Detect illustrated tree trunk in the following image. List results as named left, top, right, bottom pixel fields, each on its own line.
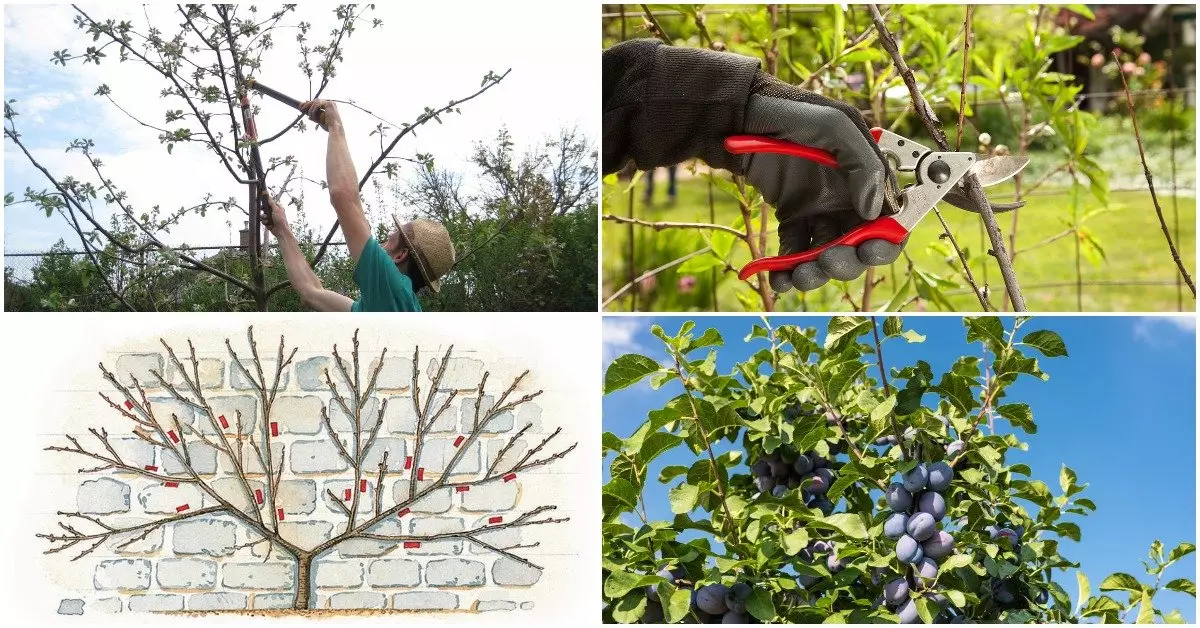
left=294, top=552, right=314, bottom=610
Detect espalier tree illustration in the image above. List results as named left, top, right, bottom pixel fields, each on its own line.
left=4, top=4, right=508, bottom=311
left=41, top=327, right=575, bottom=610
left=602, top=317, right=1195, bottom=623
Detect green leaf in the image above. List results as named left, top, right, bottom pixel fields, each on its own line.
left=868, top=395, right=897, bottom=439
left=604, top=569, right=654, bottom=598
left=932, top=372, right=979, bottom=413
left=1168, top=542, right=1196, bottom=564
left=825, top=316, right=871, bottom=352
left=884, top=316, right=903, bottom=337
left=964, top=317, right=1006, bottom=348
left=1022, top=330, right=1068, bottom=357
left=610, top=590, right=647, bottom=623
left=603, top=478, right=639, bottom=510
left=1060, top=465, right=1077, bottom=494
left=820, top=512, right=868, bottom=539
left=1136, top=589, right=1154, bottom=624
left=663, top=584, right=692, bottom=623
left=605, top=354, right=661, bottom=394
left=746, top=587, right=776, bottom=622
left=941, top=554, right=975, bottom=571
left=687, top=328, right=724, bottom=353
left=668, top=483, right=699, bottom=514
left=1165, top=610, right=1187, bottom=623
left=997, top=403, right=1036, bottom=433
left=638, top=432, right=683, bottom=469
left=1076, top=571, right=1091, bottom=614
left=783, top=528, right=811, bottom=555
left=1065, top=4, right=1095, bottom=19
left=1099, top=573, right=1144, bottom=594
left=1165, top=579, right=1196, bottom=597
left=914, top=597, right=934, bottom=624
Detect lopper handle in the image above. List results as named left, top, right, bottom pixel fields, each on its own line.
left=246, top=78, right=326, bottom=129
left=736, top=217, right=908, bottom=280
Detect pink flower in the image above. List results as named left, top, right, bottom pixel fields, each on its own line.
left=1091, top=53, right=1105, bottom=68
left=637, top=275, right=657, bottom=295
left=678, top=275, right=697, bottom=294
left=1134, top=66, right=1145, bottom=76
left=1138, top=52, right=1152, bottom=66
left=1122, top=61, right=1136, bottom=74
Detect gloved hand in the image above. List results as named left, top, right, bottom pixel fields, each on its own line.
left=739, top=77, right=904, bottom=292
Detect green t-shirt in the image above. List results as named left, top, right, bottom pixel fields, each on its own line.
left=350, top=237, right=422, bottom=312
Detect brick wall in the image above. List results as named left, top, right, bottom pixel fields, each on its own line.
left=48, top=344, right=565, bottom=614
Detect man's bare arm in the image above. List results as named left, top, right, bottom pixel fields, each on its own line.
left=268, top=199, right=353, bottom=312
left=301, top=100, right=372, bottom=261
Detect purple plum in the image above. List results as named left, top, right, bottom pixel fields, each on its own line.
left=902, top=464, right=930, bottom=492
left=793, top=454, right=814, bottom=475
left=896, top=535, right=925, bottom=564
left=898, top=598, right=920, bottom=624
left=884, top=577, right=909, bottom=606
left=922, top=530, right=956, bottom=559
left=913, top=557, right=938, bottom=589
left=927, top=461, right=954, bottom=492
left=694, top=583, right=729, bottom=615
left=886, top=483, right=913, bottom=512
left=884, top=512, right=910, bottom=540
left=917, top=491, right=946, bottom=521
left=907, top=512, right=936, bottom=542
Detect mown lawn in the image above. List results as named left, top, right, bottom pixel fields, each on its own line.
left=602, top=173, right=1196, bottom=312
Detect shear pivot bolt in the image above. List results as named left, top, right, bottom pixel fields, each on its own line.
left=928, top=160, right=952, bottom=184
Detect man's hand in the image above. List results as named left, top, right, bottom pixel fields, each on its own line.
left=265, top=197, right=290, bottom=237
left=299, top=100, right=341, bottom=133
left=740, top=78, right=903, bottom=292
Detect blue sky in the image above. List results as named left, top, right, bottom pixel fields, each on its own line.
left=602, top=315, right=1197, bottom=621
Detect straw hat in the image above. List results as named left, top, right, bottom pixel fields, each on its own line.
left=392, top=216, right=455, bottom=293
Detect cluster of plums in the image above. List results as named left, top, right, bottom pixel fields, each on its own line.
left=645, top=572, right=753, bottom=624
left=881, top=461, right=956, bottom=623
left=750, top=447, right=838, bottom=515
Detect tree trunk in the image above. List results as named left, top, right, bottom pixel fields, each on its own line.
left=294, top=553, right=314, bottom=610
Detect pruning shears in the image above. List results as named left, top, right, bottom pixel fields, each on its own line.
left=725, top=128, right=1029, bottom=281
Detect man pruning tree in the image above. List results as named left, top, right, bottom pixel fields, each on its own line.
left=269, top=100, right=455, bottom=311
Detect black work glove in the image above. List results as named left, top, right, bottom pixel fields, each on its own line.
left=739, top=76, right=904, bottom=292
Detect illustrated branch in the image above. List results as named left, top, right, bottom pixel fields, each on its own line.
left=40, top=328, right=575, bottom=608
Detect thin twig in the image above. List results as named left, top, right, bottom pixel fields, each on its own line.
left=1112, top=52, right=1196, bottom=296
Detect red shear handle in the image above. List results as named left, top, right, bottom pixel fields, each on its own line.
left=725, top=128, right=884, bottom=168
left=737, top=216, right=908, bottom=281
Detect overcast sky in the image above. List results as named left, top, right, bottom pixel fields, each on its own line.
left=3, top=2, right=598, bottom=253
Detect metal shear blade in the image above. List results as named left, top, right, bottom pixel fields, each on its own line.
left=874, top=129, right=976, bottom=231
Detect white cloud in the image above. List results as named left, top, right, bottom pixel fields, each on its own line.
left=603, top=318, right=651, bottom=364
left=1133, top=316, right=1197, bottom=344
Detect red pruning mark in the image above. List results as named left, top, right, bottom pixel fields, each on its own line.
left=404, top=456, right=413, bottom=470
left=456, top=486, right=470, bottom=493
left=167, top=430, right=179, bottom=443
left=255, top=489, right=264, bottom=505
left=218, top=415, right=229, bottom=429
left=403, top=541, right=421, bottom=549
left=503, top=472, right=517, bottom=482
left=124, top=400, right=134, bottom=410
left=359, top=479, right=368, bottom=493
left=276, top=508, right=285, bottom=521
left=144, top=465, right=158, bottom=472
left=165, top=482, right=179, bottom=488
left=396, top=508, right=411, bottom=518
left=176, top=504, right=190, bottom=513
left=270, top=422, right=279, bottom=437
left=453, top=435, right=465, bottom=447
left=488, top=516, right=503, bottom=524
left=416, top=468, right=424, bottom=481
left=343, top=488, right=352, bottom=501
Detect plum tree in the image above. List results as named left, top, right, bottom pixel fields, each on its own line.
left=602, top=317, right=1195, bottom=624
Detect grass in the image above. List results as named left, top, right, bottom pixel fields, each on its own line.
left=602, top=171, right=1196, bottom=312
